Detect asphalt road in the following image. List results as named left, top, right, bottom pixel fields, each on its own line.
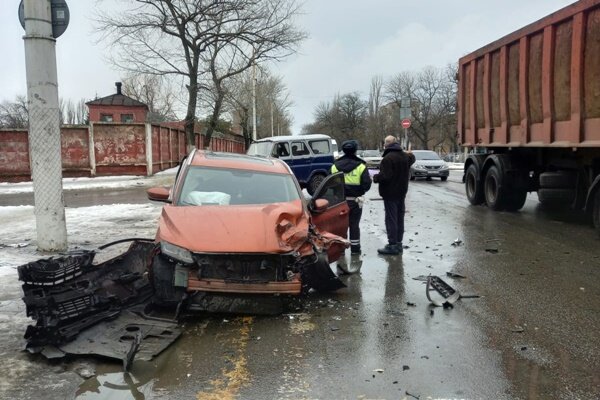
left=1, top=170, right=599, bottom=399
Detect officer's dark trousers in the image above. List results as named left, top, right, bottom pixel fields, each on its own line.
left=348, top=200, right=362, bottom=248
left=383, top=198, right=406, bottom=245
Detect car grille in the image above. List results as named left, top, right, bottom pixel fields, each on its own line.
left=425, top=165, right=441, bottom=170
left=192, top=254, right=290, bottom=283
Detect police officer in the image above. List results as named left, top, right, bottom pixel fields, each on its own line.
left=331, top=140, right=372, bottom=254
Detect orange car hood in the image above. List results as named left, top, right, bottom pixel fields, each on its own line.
left=156, top=199, right=310, bottom=253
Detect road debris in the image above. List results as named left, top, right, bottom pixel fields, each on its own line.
left=405, top=391, right=420, bottom=399
left=511, top=325, right=525, bottom=333
left=446, top=271, right=466, bottom=279
left=426, top=275, right=460, bottom=307
left=451, top=238, right=463, bottom=247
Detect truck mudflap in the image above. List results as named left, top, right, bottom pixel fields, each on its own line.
left=17, top=241, right=180, bottom=367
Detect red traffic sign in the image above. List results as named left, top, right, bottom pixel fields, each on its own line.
left=401, top=118, right=411, bottom=129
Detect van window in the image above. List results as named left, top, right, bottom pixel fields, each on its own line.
left=273, top=142, right=290, bottom=157
left=291, top=141, right=310, bottom=156
left=309, top=140, right=330, bottom=155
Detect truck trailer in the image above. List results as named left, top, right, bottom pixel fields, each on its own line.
left=458, top=0, right=600, bottom=235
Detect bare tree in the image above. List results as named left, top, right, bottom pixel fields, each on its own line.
left=226, top=68, right=294, bottom=146
left=305, top=92, right=367, bottom=145
left=0, top=96, right=29, bottom=129
left=96, top=0, right=304, bottom=150
left=198, top=0, right=305, bottom=148
left=121, top=73, right=179, bottom=122
left=60, top=99, right=89, bottom=125
left=385, top=66, right=456, bottom=150
left=366, top=75, right=385, bottom=149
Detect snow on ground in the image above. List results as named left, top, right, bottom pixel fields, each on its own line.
left=0, top=203, right=163, bottom=276
left=0, top=168, right=178, bottom=274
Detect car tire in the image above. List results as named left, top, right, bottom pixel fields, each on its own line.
left=307, top=174, right=325, bottom=195
left=539, top=171, right=576, bottom=189
left=441, top=176, right=448, bottom=182
left=484, top=165, right=509, bottom=211
left=465, top=164, right=484, bottom=205
left=410, top=175, right=415, bottom=181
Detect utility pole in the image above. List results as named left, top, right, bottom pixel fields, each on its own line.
left=22, top=0, right=68, bottom=251
left=251, top=58, right=257, bottom=142
left=270, top=102, right=274, bottom=137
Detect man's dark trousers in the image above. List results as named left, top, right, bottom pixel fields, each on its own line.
left=348, top=199, right=362, bottom=250
left=383, top=198, right=405, bottom=245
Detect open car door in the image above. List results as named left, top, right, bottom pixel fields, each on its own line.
left=310, top=172, right=349, bottom=262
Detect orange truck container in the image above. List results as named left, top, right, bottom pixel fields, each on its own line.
left=458, top=0, right=600, bottom=233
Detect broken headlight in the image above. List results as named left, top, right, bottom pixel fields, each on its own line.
left=160, top=241, right=194, bottom=264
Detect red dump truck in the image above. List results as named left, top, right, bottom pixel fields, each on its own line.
left=458, top=0, right=600, bottom=234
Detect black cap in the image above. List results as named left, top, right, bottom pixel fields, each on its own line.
left=342, top=140, right=358, bottom=155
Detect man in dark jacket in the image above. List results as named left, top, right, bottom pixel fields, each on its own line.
left=373, top=136, right=416, bottom=255
left=331, top=140, right=372, bottom=254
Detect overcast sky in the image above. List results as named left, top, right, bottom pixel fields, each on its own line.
left=0, top=0, right=573, bottom=134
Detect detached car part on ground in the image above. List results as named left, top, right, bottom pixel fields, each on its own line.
left=17, top=151, right=350, bottom=367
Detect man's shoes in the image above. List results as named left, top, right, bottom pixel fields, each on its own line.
left=377, top=244, right=401, bottom=255
left=350, top=245, right=361, bottom=255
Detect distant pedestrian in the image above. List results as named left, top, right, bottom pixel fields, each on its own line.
left=331, top=140, right=372, bottom=254
left=373, top=136, right=415, bottom=255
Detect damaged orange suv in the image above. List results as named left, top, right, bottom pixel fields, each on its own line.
left=147, top=150, right=350, bottom=313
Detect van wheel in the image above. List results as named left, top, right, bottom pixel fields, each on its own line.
left=307, top=174, right=325, bottom=195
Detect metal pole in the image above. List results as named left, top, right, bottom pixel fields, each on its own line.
left=252, top=60, right=257, bottom=141
left=23, top=0, right=67, bottom=251
left=270, top=102, right=274, bottom=137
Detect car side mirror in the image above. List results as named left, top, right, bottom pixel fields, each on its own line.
left=147, top=187, right=171, bottom=203
left=311, top=198, right=329, bottom=212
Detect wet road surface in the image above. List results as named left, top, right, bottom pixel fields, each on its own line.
left=1, top=170, right=599, bottom=399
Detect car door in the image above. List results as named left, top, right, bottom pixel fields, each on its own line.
left=309, top=172, right=349, bottom=262
left=290, top=141, right=313, bottom=184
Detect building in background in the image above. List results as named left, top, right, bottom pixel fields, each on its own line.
left=86, top=82, right=148, bottom=123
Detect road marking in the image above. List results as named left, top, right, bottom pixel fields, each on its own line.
left=196, top=316, right=253, bottom=400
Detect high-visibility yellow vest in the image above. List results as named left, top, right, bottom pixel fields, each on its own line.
left=331, top=163, right=366, bottom=186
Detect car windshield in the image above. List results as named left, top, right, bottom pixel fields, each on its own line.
left=177, top=166, right=300, bottom=206
left=246, top=142, right=273, bottom=157
left=414, top=151, right=441, bottom=161
left=362, top=150, right=381, bottom=157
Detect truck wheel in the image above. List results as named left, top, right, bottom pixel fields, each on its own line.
left=592, top=191, right=600, bottom=235
left=465, top=164, right=484, bottom=205
left=307, top=174, right=325, bottom=195
left=537, top=188, right=576, bottom=205
left=484, top=165, right=509, bottom=211
left=540, top=171, right=576, bottom=188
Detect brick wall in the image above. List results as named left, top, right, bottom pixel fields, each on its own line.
left=0, top=123, right=245, bottom=182
left=88, top=105, right=147, bottom=123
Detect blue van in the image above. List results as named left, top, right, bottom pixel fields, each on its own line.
left=247, top=134, right=336, bottom=194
